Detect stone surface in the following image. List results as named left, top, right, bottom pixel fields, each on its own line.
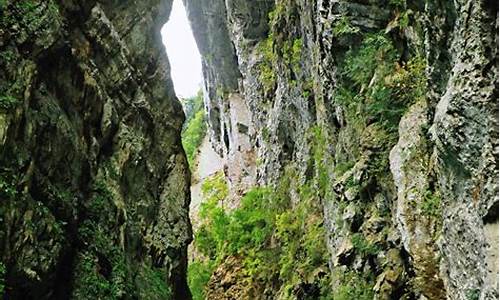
left=0, top=0, right=191, bottom=298
left=185, top=0, right=498, bottom=299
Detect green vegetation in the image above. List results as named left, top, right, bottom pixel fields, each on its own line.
left=282, top=38, right=303, bottom=73
left=466, top=289, right=480, bottom=300
left=338, top=32, right=426, bottom=131
left=257, top=35, right=303, bottom=91
left=0, top=172, right=18, bottom=199
left=183, top=90, right=205, bottom=122
left=420, top=190, right=441, bottom=218
left=331, top=271, right=375, bottom=300
left=73, top=180, right=173, bottom=299
left=190, top=167, right=332, bottom=299
left=333, top=16, right=360, bottom=37
left=332, top=31, right=427, bottom=185
left=135, top=265, right=172, bottom=300
left=182, top=92, right=206, bottom=168
left=1, top=0, right=59, bottom=29
left=188, top=261, right=215, bottom=300
left=73, top=181, right=132, bottom=299
left=0, top=95, right=18, bottom=110
left=257, top=36, right=277, bottom=93
left=257, top=1, right=304, bottom=94
left=0, top=262, right=5, bottom=295
left=351, top=233, right=380, bottom=257
left=334, top=161, right=355, bottom=177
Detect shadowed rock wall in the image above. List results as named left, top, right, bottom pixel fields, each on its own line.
left=0, top=1, right=192, bottom=298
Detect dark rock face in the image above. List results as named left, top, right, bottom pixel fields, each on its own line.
left=0, top=1, right=191, bottom=299
left=185, top=0, right=498, bottom=298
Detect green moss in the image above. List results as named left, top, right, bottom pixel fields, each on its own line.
left=310, top=126, right=330, bottom=197
left=0, top=172, right=18, bottom=199
left=334, top=161, right=355, bottom=177
left=351, top=233, right=380, bottom=256
left=466, top=289, right=480, bottom=300
left=282, top=38, right=303, bottom=73
left=1, top=0, right=58, bottom=29
left=0, top=95, right=18, bottom=110
left=188, top=261, right=214, bottom=300
left=420, top=190, right=441, bottom=218
left=332, top=271, right=375, bottom=300
left=257, top=36, right=277, bottom=93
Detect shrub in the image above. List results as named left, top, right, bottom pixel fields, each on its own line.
left=182, top=109, right=206, bottom=168
left=188, top=261, right=215, bottom=300
left=190, top=167, right=333, bottom=298
left=0, top=95, right=18, bottom=110
left=182, top=91, right=204, bottom=123
left=351, top=233, right=380, bottom=256
left=333, top=16, right=360, bottom=37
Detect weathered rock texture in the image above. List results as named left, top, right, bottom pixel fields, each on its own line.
left=0, top=1, right=191, bottom=299
left=185, top=0, right=498, bottom=298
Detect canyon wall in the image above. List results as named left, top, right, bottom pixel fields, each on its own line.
left=0, top=0, right=191, bottom=298
left=185, top=0, right=498, bottom=299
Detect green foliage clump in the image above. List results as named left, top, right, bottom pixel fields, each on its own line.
left=0, top=95, right=18, bottom=110
left=334, top=161, right=355, bottom=177
left=332, top=272, right=375, bottom=300
left=275, top=197, right=329, bottom=298
left=282, top=38, right=303, bottom=73
left=183, top=90, right=205, bottom=123
left=1, top=0, right=59, bottom=30
left=420, top=190, right=441, bottom=218
left=351, top=233, right=380, bottom=257
left=191, top=167, right=332, bottom=299
left=343, top=34, right=397, bottom=88
left=0, top=172, right=18, bottom=199
left=182, top=92, right=206, bottom=168
left=188, top=261, right=215, bottom=300
left=257, top=36, right=277, bottom=93
left=338, top=33, right=426, bottom=131
left=72, top=248, right=137, bottom=300
left=333, top=16, right=360, bottom=37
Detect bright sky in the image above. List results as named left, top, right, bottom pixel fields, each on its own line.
left=161, top=0, right=202, bottom=99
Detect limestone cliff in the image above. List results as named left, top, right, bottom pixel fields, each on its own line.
left=0, top=1, right=191, bottom=299
left=185, top=0, right=498, bottom=299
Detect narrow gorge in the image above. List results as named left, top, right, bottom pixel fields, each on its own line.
left=0, top=0, right=498, bottom=300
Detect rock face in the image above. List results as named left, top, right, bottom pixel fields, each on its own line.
left=185, top=0, right=498, bottom=299
left=0, top=1, right=191, bottom=299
